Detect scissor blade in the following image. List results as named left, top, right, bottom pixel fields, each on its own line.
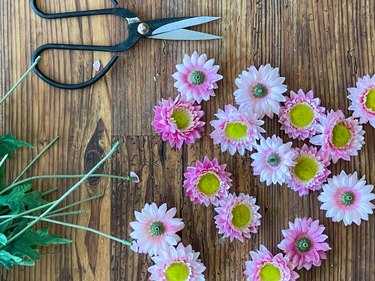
left=151, top=17, right=220, bottom=36
left=148, top=29, right=221, bottom=41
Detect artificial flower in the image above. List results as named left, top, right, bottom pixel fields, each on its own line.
left=183, top=157, right=232, bottom=207
left=172, top=51, right=223, bottom=103
left=278, top=217, right=331, bottom=270
left=214, top=193, right=261, bottom=242
left=130, top=203, right=185, bottom=256
left=318, top=171, right=375, bottom=226
left=234, top=64, right=287, bottom=119
left=210, top=104, right=265, bottom=156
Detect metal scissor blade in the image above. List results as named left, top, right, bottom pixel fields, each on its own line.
left=148, top=29, right=221, bottom=41
left=151, top=16, right=220, bottom=36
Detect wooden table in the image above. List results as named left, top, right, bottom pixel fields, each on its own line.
left=0, top=1, right=374, bottom=280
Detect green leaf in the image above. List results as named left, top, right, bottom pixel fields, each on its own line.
left=0, top=249, right=35, bottom=269
left=0, top=233, right=7, bottom=245
left=0, top=134, right=33, bottom=158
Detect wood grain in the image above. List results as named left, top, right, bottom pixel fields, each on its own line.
left=1, top=0, right=374, bottom=280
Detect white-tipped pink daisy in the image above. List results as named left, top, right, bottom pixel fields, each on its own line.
left=172, top=51, right=223, bottom=103
left=310, top=110, right=365, bottom=163
left=234, top=64, right=287, bottom=119
left=183, top=157, right=232, bottom=207
left=251, top=135, right=296, bottom=186
left=279, top=89, right=326, bottom=140
left=152, top=96, right=205, bottom=149
left=348, top=74, right=375, bottom=127
left=129, top=203, right=185, bottom=256
left=278, top=217, right=331, bottom=270
left=148, top=243, right=206, bottom=281
left=210, top=104, right=265, bottom=156
left=287, top=145, right=331, bottom=196
left=214, top=193, right=261, bottom=242
left=244, top=245, right=299, bottom=281
left=318, top=171, right=375, bottom=226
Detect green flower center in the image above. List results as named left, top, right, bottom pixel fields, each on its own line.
left=259, top=264, right=282, bottom=281
left=165, top=262, right=190, bottom=281
left=293, top=156, right=318, bottom=182
left=225, top=122, right=248, bottom=140
left=331, top=123, right=352, bottom=148
left=149, top=221, right=165, bottom=236
left=197, top=172, right=221, bottom=196
left=296, top=237, right=312, bottom=252
left=289, top=103, right=314, bottom=128
left=341, top=191, right=355, bottom=206
left=171, top=108, right=192, bottom=131
left=267, top=153, right=280, bottom=167
left=252, top=83, right=268, bottom=98
left=231, top=204, right=252, bottom=229
left=189, top=70, right=206, bottom=85
left=365, top=88, right=375, bottom=112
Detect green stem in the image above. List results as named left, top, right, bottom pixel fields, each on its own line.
left=42, top=188, right=59, bottom=196
left=48, top=194, right=103, bottom=215
left=0, top=155, right=8, bottom=168
left=45, top=210, right=85, bottom=218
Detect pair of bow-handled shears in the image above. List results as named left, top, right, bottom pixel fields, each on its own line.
left=30, top=0, right=221, bottom=90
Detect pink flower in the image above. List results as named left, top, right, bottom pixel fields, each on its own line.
left=214, top=193, right=261, bottom=242
left=310, top=110, right=365, bottom=163
left=148, top=243, right=206, bottom=281
left=287, top=145, right=331, bottom=196
left=244, top=245, right=299, bottom=281
left=278, top=217, right=331, bottom=270
left=347, top=74, right=375, bottom=127
left=183, top=157, right=232, bottom=207
left=129, top=171, right=140, bottom=183
left=318, top=171, right=375, bottom=226
left=152, top=96, right=205, bottom=149
left=279, top=89, right=326, bottom=140
left=129, top=203, right=185, bottom=256
left=172, top=51, right=223, bottom=103
left=210, top=104, right=265, bottom=156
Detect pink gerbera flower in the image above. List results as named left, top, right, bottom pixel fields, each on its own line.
left=234, top=64, right=287, bottom=119
left=172, top=51, right=223, bottom=103
left=251, top=135, right=296, bottom=186
left=348, top=74, right=375, bottom=127
left=183, top=157, right=232, bottom=207
left=287, top=145, right=331, bottom=196
left=279, top=89, right=326, bottom=140
left=244, top=245, right=299, bottom=281
left=152, top=96, right=205, bottom=149
left=130, top=203, right=185, bottom=256
left=278, top=217, right=331, bottom=270
left=148, top=243, right=206, bottom=281
left=318, top=171, right=375, bottom=226
left=214, top=193, right=261, bottom=242
left=210, top=104, right=265, bottom=156
left=310, top=110, right=365, bottom=163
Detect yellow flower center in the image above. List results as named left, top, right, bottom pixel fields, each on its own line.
left=165, top=262, right=190, bottom=281
left=365, top=88, right=375, bottom=112
left=259, top=264, right=282, bottom=281
left=197, top=172, right=221, bottom=196
left=225, top=122, right=248, bottom=140
left=231, top=204, right=252, bottom=228
left=332, top=123, right=352, bottom=148
left=289, top=103, right=314, bottom=129
left=171, top=108, right=192, bottom=131
left=293, top=156, right=318, bottom=182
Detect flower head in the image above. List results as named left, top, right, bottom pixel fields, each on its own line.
left=278, top=217, right=331, bottom=270
left=279, top=89, right=326, bottom=140
left=214, top=193, right=261, bottom=242
left=244, top=245, right=299, bottom=281
left=172, top=51, right=223, bottom=103
left=318, top=171, right=375, bottom=226
left=148, top=243, right=206, bottom=281
left=234, top=64, right=287, bottom=119
left=183, top=157, right=232, bottom=207
left=310, top=110, right=365, bottom=163
left=251, top=135, right=296, bottom=186
left=130, top=203, right=185, bottom=256
left=210, top=104, right=265, bottom=156
left=348, top=74, right=375, bottom=127
left=152, top=96, right=205, bottom=149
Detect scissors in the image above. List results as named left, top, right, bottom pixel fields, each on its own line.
left=30, top=0, right=221, bottom=90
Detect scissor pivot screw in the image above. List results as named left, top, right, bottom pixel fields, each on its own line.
left=137, top=23, right=150, bottom=35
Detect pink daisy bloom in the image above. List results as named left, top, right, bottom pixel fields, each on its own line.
left=234, top=64, right=287, bottom=119
left=210, top=104, right=265, bottom=156
left=148, top=243, right=206, bottom=281
left=183, top=157, right=232, bottom=207
left=287, top=145, right=331, bottom=196
left=172, top=51, right=223, bottom=103
left=214, top=193, right=261, bottom=242
left=152, top=96, right=205, bottom=149
left=348, top=74, right=375, bottom=127
left=310, top=110, right=365, bottom=163
left=278, top=217, right=331, bottom=270
left=129, top=203, right=185, bottom=256
left=318, top=171, right=375, bottom=226
left=244, top=245, right=299, bottom=281
left=279, top=89, right=326, bottom=140
left=251, top=135, right=296, bottom=186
